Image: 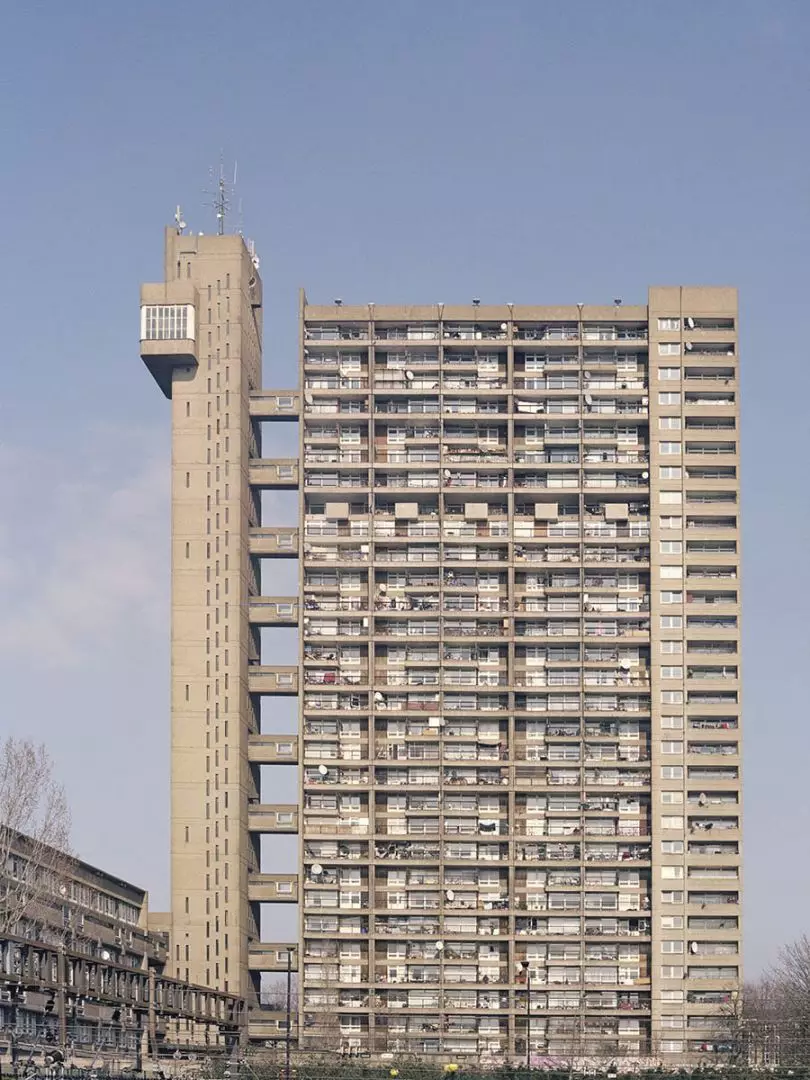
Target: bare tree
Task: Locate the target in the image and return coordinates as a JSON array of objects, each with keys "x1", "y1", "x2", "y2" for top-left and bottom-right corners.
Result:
[
  {"x1": 0, "y1": 737, "x2": 71, "y2": 935},
  {"x1": 772, "y1": 934, "x2": 810, "y2": 1012},
  {"x1": 740, "y1": 937, "x2": 810, "y2": 1066},
  {"x1": 297, "y1": 964, "x2": 345, "y2": 1056},
  {"x1": 261, "y1": 973, "x2": 299, "y2": 1011}
]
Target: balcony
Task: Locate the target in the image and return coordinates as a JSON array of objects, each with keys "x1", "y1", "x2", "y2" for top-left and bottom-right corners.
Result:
[
  {"x1": 248, "y1": 804, "x2": 299, "y2": 834},
  {"x1": 247, "y1": 873, "x2": 299, "y2": 903},
  {"x1": 248, "y1": 665, "x2": 299, "y2": 695},
  {"x1": 249, "y1": 390, "x2": 301, "y2": 420},
  {"x1": 248, "y1": 943, "x2": 298, "y2": 972},
  {"x1": 304, "y1": 669, "x2": 369, "y2": 687},
  {"x1": 305, "y1": 519, "x2": 370, "y2": 540},
  {"x1": 249, "y1": 458, "x2": 300, "y2": 489},
  {"x1": 305, "y1": 448, "x2": 369, "y2": 465},
  {"x1": 249, "y1": 527, "x2": 299, "y2": 557},
  {"x1": 305, "y1": 398, "x2": 370, "y2": 417},
  {"x1": 248, "y1": 734, "x2": 299, "y2": 764},
  {"x1": 248, "y1": 597, "x2": 299, "y2": 626},
  {"x1": 305, "y1": 323, "x2": 369, "y2": 342},
  {"x1": 304, "y1": 470, "x2": 369, "y2": 490},
  {"x1": 515, "y1": 325, "x2": 579, "y2": 342}
]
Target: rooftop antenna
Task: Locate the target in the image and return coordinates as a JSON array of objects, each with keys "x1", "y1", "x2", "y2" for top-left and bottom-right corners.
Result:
[
  {"x1": 233, "y1": 160, "x2": 245, "y2": 235},
  {"x1": 206, "y1": 157, "x2": 232, "y2": 235},
  {"x1": 174, "y1": 205, "x2": 186, "y2": 234}
]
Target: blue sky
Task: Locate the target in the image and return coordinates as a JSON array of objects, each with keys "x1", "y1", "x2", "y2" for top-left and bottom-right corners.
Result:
[{"x1": 1, "y1": 0, "x2": 808, "y2": 975}]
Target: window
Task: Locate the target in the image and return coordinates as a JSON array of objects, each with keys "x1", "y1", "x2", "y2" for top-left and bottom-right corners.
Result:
[
  {"x1": 662, "y1": 940, "x2": 685, "y2": 953},
  {"x1": 141, "y1": 304, "x2": 195, "y2": 341},
  {"x1": 661, "y1": 915, "x2": 684, "y2": 928},
  {"x1": 658, "y1": 318, "x2": 681, "y2": 331},
  {"x1": 661, "y1": 666, "x2": 684, "y2": 679},
  {"x1": 661, "y1": 690, "x2": 684, "y2": 704},
  {"x1": 658, "y1": 343, "x2": 681, "y2": 356},
  {"x1": 660, "y1": 890, "x2": 684, "y2": 903},
  {"x1": 662, "y1": 989, "x2": 684, "y2": 1003},
  {"x1": 660, "y1": 565, "x2": 683, "y2": 579},
  {"x1": 662, "y1": 866, "x2": 684, "y2": 879},
  {"x1": 661, "y1": 640, "x2": 683, "y2": 653},
  {"x1": 660, "y1": 540, "x2": 683, "y2": 554},
  {"x1": 659, "y1": 468, "x2": 682, "y2": 480},
  {"x1": 660, "y1": 1039, "x2": 685, "y2": 1053},
  {"x1": 661, "y1": 840, "x2": 685, "y2": 854},
  {"x1": 661, "y1": 765, "x2": 684, "y2": 779},
  {"x1": 661, "y1": 741, "x2": 684, "y2": 755},
  {"x1": 661, "y1": 815, "x2": 684, "y2": 829},
  {"x1": 660, "y1": 591, "x2": 683, "y2": 604},
  {"x1": 661, "y1": 716, "x2": 684, "y2": 730},
  {"x1": 660, "y1": 491, "x2": 683, "y2": 504},
  {"x1": 659, "y1": 367, "x2": 682, "y2": 380},
  {"x1": 659, "y1": 416, "x2": 682, "y2": 430},
  {"x1": 660, "y1": 615, "x2": 683, "y2": 629},
  {"x1": 659, "y1": 516, "x2": 683, "y2": 529},
  {"x1": 659, "y1": 441, "x2": 682, "y2": 455},
  {"x1": 661, "y1": 966, "x2": 685, "y2": 981},
  {"x1": 661, "y1": 792, "x2": 684, "y2": 805},
  {"x1": 658, "y1": 391, "x2": 681, "y2": 404}
]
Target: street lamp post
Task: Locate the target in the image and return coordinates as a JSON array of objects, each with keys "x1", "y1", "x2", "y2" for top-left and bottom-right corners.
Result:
[
  {"x1": 285, "y1": 947, "x2": 294, "y2": 1080},
  {"x1": 522, "y1": 961, "x2": 531, "y2": 1071}
]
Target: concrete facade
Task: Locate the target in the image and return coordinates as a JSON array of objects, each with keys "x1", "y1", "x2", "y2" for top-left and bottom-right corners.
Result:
[
  {"x1": 142, "y1": 232, "x2": 741, "y2": 1058},
  {"x1": 141, "y1": 229, "x2": 265, "y2": 1007}
]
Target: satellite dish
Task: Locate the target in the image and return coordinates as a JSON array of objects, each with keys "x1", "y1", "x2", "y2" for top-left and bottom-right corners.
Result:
[
  {"x1": 443, "y1": 469, "x2": 452, "y2": 478},
  {"x1": 641, "y1": 471, "x2": 649, "y2": 480},
  {"x1": 435, "y1": 941, "x2": 445, "y2": 950},
  {"x1": 379, "y1": 583, "x2": 387, "y2": 593},
  {"x1": 583, "y1": 372, "x2": 591, "y2": 380},
  {"x1": 374, "y1": 691, "x2": 385, "y2": 701},
  {"x1": 500, "y1": 322, "x2": 508, "y2": 331},
  {"x1": 304, "y1": 391, "x2": 314, "y2": 404},
  {"x1": 619, "y1": 659, "x2": 632, "y2": 670},
  {"x1": 690, "y1": 941, "x2": 699, "y2": 953},
  {"x1": 446, "y1": 889, "x2": 455, "y2": 900},
  {"x1": 641, "y1": 397, "x2": 649, "y2": 406},
  {"x1": 405, "y1": 370, "x2": 414, "y2": 381},
  {"x1": 584, "y1": 393, "x2": 593, "y2": 405},
  {"x1": 101, "y1": 950, "x2": 111, "y2": 961},
  {"x1": 311, "y1": 864, "x2": 323, "y2": 876},
  {"x1": 685, "y1": 342, "x2": 693, "y2": 351},
  {"x1": 318, "y1": 764, "x2": 329, "y2": 776},
  {"x1": 687, "y1": 317, "x2": 695, "y2": 329}
]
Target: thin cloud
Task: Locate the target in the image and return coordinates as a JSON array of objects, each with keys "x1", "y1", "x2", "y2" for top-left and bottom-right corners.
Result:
[{"x1": 0, "y1": 429, "x2": 169, "y2": 667}]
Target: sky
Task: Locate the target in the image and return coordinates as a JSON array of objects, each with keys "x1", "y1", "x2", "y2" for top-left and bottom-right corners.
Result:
[{"x1": 0, "y1": 0, "x2": 808, "y2": 976}]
